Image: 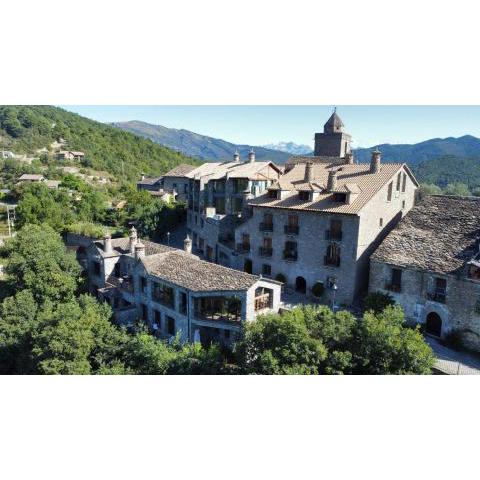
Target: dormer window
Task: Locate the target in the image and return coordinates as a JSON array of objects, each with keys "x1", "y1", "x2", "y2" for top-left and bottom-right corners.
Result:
[
  {"x1": 298, "y1": 191, "x2": 310, "y2": 201},
  {"x1": 332, "y1": 193, "x2": 347, "y2": 203},
  {"x1": 268, "y1": 189, "x2": 278, "y2": 199}
]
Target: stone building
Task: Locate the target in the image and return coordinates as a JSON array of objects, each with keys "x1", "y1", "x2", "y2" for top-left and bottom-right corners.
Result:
[
  {"x1": 234, "y1": 150, "x2": 418, "y2": 305},
  {"x1": 85, "y1": 227, "x2": 281, "y2": 346},
  {"x1": 185, "y1": 152, "x2": 282, "y2": 266},
  {"x1": 137, "y1": 164, "x2": 196, "y2": 202},
  {"x1": 369, "y1": 195, "x2": 480, "y2": 352}
]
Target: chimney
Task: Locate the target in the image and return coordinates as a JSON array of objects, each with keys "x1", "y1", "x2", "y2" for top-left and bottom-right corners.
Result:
[
  {"x1": 345, "y1": 152, "x2": 354, "y2": 165},
  {"x1": 233, "y1": 150, "x2": 240, "y2": 162},
  {"x1": 248, "y1": 148, "x2": 255, "y2": 163},
  {"x1": 304, "y1": 161, "x2": 313, "y2": 182},
  {"x1": 370, "y1": 148, "x2": 381, "y2": 173},
  {"x1": 141, "y1": 173, "x2": 145, "y2": 181},
  {"x1": 103, "y1": 234, "x2": 112, "y2": 254},
  {"x1": 184, "y1": 235, "x2": 192, "y2": 254},
  {"x1": 327, "y1": 170, "x2": 338, "y2": 192},
  {"x1": 129, "y1": 226, "x2": 138, "y2": 254},
  {"x1": 135, "y1": 242, "x2": 145, "y2": 259}
]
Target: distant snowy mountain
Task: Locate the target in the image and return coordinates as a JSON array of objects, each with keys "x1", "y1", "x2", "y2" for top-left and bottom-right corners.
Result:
[{"x1": 262, "y1": 141, "x2": 312, "y2": 156}]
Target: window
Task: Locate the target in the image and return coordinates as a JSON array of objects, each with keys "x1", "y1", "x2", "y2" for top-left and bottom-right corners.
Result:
[
  {"x1": 283, "y1": 240, "x2": 298, "y2": 261},
  {"x1": 142, "y1": 304, "x2": 148, "y2": 321},
  {"x1": 260, "y1": 237, "x2": 272, "y2": 257},
  {"x1": 379, "y1": 218, "x2": 383, "y2": 227},
  {"x1": 114, "y1": 262, "x2": 121, "y2": 277},
  {"x1": 268, "y1": 189, "x2": 278, "y2": 199},
  {"x1": 179, "y1": 292, "x2": 187, "y2": 315},
  {"x1": 183, "y1": 184, "x2": 188, "y2": 194},
  {"x1": 396, "y1": 173, "x2": 401, "y2": 191},
  {"x1": 327, "y1": 218, "x2": 342, "y2": 241},
  {"x1": 387, "y1": 268, "x2": 402, "y2": 292},
  {"x1": 285, "y1": 215, "x2": 299, "y2": 235},
  {"x1": 298, "y1": 190, "x2": 310, "y2": 201},
  {"x1": 431, "y1": 278, "x2": 447, "y2": 303},
  {"x1": 387, "y1": 182, "x2": 393, "y2": 201},
  {"x1": 232, "y1": 197, "x2": 243, "y2": 213},
  {"x1": 260, "y1": 212, "x2": 273, "y2": 231},
  {"x1": 167, "y1": 317, "x2": 175, "y2": 335},
  {"x1": 200, "y1": 218, "x2": 204, "y2": 229},
  {"x1": 152, "y1": 282, "x2": 175, "y2": 308},
  {"x1": 92, "y1": 261, "x2": 101, "y2": 276},
  {"x1": 140, "y1": 276, "x2": 147, "y2": 293},
  {"x1": 475, "y1": 299, "x2": 480, "y2": 315},
  {"x1": 325, "y1": 243, "x2": 341, "y2": 267},
  {"x1": 402, "y1": 200, "x2": 406, "y2": 209},
  {"x1": 332, "y1": 192, "x2": 347, "y2": 202},
  {"x1": 173, "y1": 182, "x2": 177, "y2": 190},
  {"x1": 154, "y1": 310, "x2": 161, "y2": 328},
  {"x1": 262, "y1": 264, "x2": 272, "y2": 276},
  {"x1": 215, "y1": 197, "x2": 226, "y2": 214},
  {"x1": 401, "y1": 172, "x2": 407, "y2": 192}
]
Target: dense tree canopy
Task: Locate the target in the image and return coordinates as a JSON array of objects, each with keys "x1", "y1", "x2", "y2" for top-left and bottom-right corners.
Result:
[{"x1": 236, "y1": 305, "x2": 434, "y2": 375}]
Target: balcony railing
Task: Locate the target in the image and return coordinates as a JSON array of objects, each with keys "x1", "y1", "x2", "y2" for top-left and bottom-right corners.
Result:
[
  {"x1": 427, "y1": 289, "x2": 446, "y2": 304},
  {"x1": 325, "y1": 230, "x2": 343, "y2": 241},
  {"x1": 324, "y1": 256, "x2": 341, "y2": 267},
  {"x1": 236, "y1": 243, "x2": 250, "y2": 253},
  {"x1": 259, "y1": 246, "x2": 273, "y2": 257},
  {"x1": 284, "y1": 225, "x2": 299, "y2": 235},
  {"x1": 283, "y1": 250, "x2": 298, "y2": 261},
  {"x1": 259, "y1": 222, "x2": 274, "y2": 232},
  {"x1": 385, "y1": 283, "x2": 401, "y2": 293}
]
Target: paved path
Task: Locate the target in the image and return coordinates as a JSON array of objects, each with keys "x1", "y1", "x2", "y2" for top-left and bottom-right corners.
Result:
[{"x1": 425, "y1": 337, "x2": 480, "y2": 375}]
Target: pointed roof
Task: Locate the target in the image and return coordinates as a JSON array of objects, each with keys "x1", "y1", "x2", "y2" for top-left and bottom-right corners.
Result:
[{"x1": 324, "y1": 108, "x2": 345, "y2": 134}]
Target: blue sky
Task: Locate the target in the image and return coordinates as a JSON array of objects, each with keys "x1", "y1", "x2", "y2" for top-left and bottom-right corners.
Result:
[{"x1": 62, "y1": 106, "x2": 480, "y2": 149}]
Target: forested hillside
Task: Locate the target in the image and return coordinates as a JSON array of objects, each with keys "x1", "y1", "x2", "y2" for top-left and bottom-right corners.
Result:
[{"x1": 0, "y1": 106, "x2": 198, "y2": 180}]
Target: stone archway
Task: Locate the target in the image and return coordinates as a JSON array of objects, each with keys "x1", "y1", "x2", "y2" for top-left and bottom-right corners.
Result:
[
  {"x1": 426, "y1": 311, "x2": 442, "y2": 337},
  {"x1": 295, "y1": 276, "x2": 307, "y2": 294}
]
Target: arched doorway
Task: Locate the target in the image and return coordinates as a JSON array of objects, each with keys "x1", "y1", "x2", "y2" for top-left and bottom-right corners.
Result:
[
  {"x1": 244, "y1": 259, "x2": 252, "y2": 274},
  {"x1": 295, "y1": 276, "x2": 307, "y2": 294},
  {"x1": 426, "y1": 312, "x2": 442, "y2": 337}
]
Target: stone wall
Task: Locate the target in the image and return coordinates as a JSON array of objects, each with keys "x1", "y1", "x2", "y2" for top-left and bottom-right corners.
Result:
[{"x1": 370, "y1": 260, "x2": 480, "y2": 352}]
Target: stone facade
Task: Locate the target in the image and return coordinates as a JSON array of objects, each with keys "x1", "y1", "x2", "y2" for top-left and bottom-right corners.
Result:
[
  {"x1": 85, "y1": 228, "x2": 282, "y2": 346},
  {"x1": 369, "y1": 195, "x2": 480, "y2": 352}
]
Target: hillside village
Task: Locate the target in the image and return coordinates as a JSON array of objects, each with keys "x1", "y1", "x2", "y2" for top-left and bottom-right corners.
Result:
[{"x1": 1, "y1": 107, "x2": 480, "y2": 375}]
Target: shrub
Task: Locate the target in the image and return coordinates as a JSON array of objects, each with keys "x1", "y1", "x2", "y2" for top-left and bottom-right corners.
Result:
[
  {"x1": 65, "y1": 222, "x2": 107, "y2": 239},
  {"x1": 364, "y1": 291, "x2": 395, "y2": 314},
  {"x1": 311, "y1": 282, "x2": 325, "y2": 298}
]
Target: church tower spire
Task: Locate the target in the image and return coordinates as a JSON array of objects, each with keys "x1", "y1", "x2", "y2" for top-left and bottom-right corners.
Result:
[{"x1": 313, "y1": 108, "x2": 352, "y2": 158}]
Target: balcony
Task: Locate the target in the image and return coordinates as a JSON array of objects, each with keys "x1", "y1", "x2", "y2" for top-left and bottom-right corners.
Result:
[
  {"x1": 259, "y1": 246, "x2": 273, "y2": 257},
  {"x1": 283, "y1": 250, "x2": 298, "y2": 262},
  {"x1": 259, "y1": 222, "x2": 274, "y2": 232},
  {"x1": 325, "y1": 230, "x2": 343, "y2": 241},
  {"x1": 324, "y1": 256, "x2": 341, "y2": 267},
  {"x1": 236, "y1": 243, "x2": 250, "y2": 253},
  {"x1": 385, "y1": 283, "x2": 402, "y2": 293},
  {"x1": 106, "y1": 275, "x2": 134, "y2": 293},
  {"x1": 427, "y1": 289, "x2": 446, "y2": 304},
  {"x1": 284, "y1": 225, "x2": 299, "y2": 235}
]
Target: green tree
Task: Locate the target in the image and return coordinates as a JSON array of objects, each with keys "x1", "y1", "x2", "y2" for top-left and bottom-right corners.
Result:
[
  {"x1": 352, "y1": 306, "x2": 434, "y2": 374},
  {"x1": 3, "y1": 224, "x2": 81, "y2": 303},
  {"x1": 364, "y1": 291, "x2": 395, "y2": 314},
  {"x1": 444, "y1": 182, "x2": 471, "y2": 196},
  {"x1": 236, "y1": 312, "x2": 328, "y2": 374}
]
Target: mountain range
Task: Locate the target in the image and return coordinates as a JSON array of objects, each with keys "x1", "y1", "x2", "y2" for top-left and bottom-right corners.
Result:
[
  {"x1": 111, "y1": 120, "x2": 480, "y2": 170},
  {"x1": 262, "y1": 141, "x2": 312, "y2": 155},
  {"x1": 111, "y1": 120, "x2": 291, "y2": 164},
  {"x1": 353, "y1": 135, "x2": 480, "y2": 165}
]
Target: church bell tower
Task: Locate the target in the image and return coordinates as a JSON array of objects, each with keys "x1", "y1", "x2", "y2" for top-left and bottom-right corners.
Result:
[{"x1": 314, "y1": 108, "x2": 352, "y2": 158}]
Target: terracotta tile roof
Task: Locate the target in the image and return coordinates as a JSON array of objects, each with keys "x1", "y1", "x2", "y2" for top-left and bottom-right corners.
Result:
[
  {"x1": 94, "y1": 238, "x2": 174, "y2": 257},
  {"x1": 249, "y1": 162, "x2": 414, "y2": 215},
  {"x1": 187, "y1": 160, "x2": 280, "y2": 181},
  {"x1": 163, "y1": 164, "x2": 197, "y2": 177},
  {"x1": 285, "y1": 155, "x2": 346, "y2": 167},
  {"x1": 372, "y1": 195, "x2": 480, "y2": 275},
  {"x1": 141, "y1": 251, "x2": 259, "y2": 291}
]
